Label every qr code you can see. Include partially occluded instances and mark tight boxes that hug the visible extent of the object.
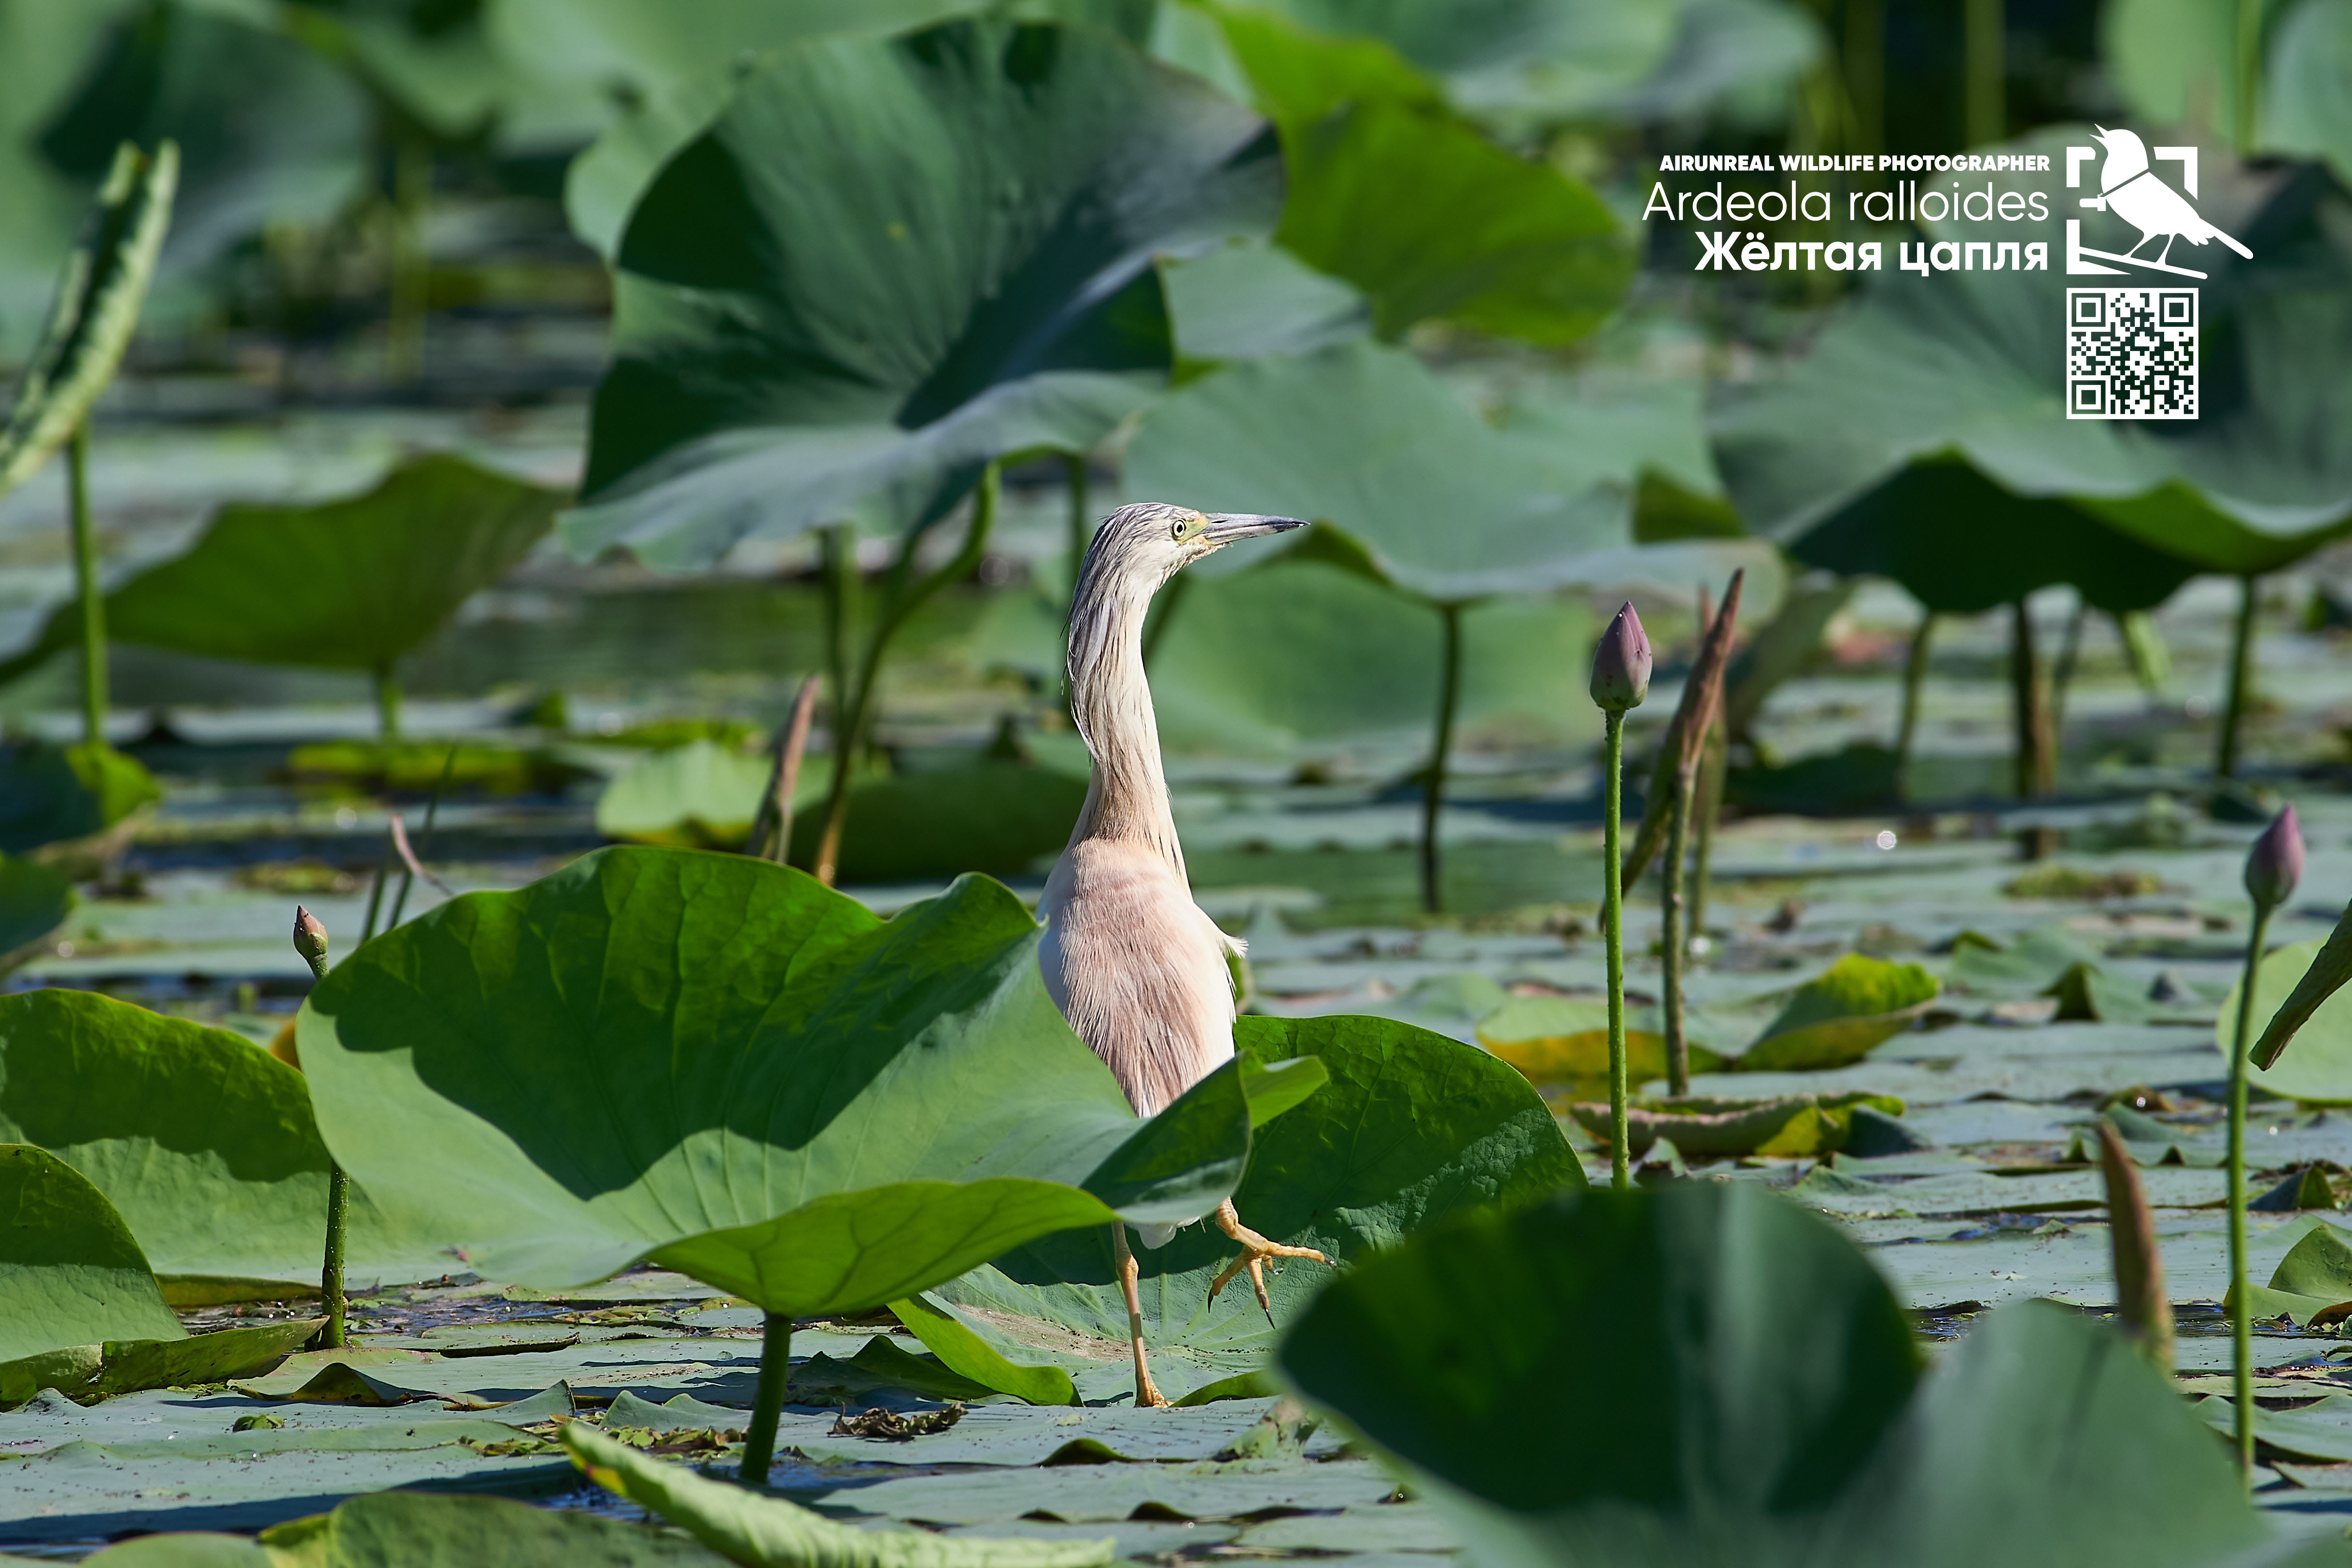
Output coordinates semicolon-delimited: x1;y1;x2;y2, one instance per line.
2066;288;2197;420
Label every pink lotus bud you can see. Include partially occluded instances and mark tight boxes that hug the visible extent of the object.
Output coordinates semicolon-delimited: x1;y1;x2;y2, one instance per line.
293;905;329;966
1589;602;1651;712
2245;805;2304;912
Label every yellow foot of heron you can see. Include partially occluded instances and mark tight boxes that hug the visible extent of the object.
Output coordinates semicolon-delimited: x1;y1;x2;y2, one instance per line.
1208;1199;1330;1320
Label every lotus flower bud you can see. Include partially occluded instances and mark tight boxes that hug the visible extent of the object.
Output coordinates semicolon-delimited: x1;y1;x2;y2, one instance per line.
2245;805;2304;912
293;905;329;968
1589;602;1651;712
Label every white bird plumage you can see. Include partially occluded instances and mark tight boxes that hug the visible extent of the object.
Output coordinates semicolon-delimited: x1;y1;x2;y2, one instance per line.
1040;500;1326;1408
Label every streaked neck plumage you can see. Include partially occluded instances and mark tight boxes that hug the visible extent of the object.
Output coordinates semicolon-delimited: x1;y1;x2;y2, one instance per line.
1064;556;1185;875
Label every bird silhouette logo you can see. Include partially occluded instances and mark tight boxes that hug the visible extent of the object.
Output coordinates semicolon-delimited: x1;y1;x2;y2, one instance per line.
2066;128;2251;278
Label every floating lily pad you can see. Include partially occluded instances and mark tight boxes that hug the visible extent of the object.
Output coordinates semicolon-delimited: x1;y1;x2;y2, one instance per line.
1738;954;1940;1072
84;1489;731;1567
1566;1091;1907;1158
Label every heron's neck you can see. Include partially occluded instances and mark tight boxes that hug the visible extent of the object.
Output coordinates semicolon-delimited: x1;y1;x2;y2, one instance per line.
1068;582;1184;873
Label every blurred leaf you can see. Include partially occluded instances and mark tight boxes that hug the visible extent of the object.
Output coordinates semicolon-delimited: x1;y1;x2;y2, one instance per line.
2100;0;2244;141
0;988;452;1290
0;454;560;684
1722;572;1856;738
2232;932;2352;1090
785;763;1091;882
1565;1091;1904;1157
299;847;1269;1313
1738;953;1940;1072
2265;0;2352;187
0;140;174;506
563;1421;1114;1567
36;0;369;271
0;740;159;855
1159;241;1369;364
595;738;775;848
1218;8;1631;345
1277;1184;2296;1567
0;856;73;970
920;1013;1580;1399
563;19;1278;569
1715;129;2352;605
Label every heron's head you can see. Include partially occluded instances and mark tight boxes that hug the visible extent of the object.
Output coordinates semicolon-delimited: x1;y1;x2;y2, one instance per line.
1079;503;1306;598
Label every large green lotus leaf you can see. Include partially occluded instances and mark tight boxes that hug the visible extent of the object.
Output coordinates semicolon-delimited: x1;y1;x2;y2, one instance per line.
1123;340;1633;604
0;1143;180;1361
2224;937;2352;1103
1158;241;1370;364
0;988;451;1291
0;139;173;506
1735;953;1942;1072
0;856;73;970
919;1013;1581;1397
0;740;159;857
1713;127;2352;596
297;847;1278;1314
85;1489;735;1567
1216;8;1631;345
563;20;1279;570
1277;1184;2317;1567
0;454;559;684
35;1;369;274
2265;0;2352;187
1148;558;1598;756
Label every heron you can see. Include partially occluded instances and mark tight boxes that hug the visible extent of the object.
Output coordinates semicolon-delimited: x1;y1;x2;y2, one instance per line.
1042;500;1325;1408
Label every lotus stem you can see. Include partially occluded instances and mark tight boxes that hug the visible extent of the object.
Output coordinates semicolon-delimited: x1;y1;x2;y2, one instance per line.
741;1312;792;1485
2010;601;2055;860
66;424;108;749
388;134;430;381
2219;574;2259;781
293;908;347;1349
1603;709;1630;1191
373;664;401;743
2235;0;2263;153
2227;900;2272;1490
1894;610;1933;801
1420;605;1463;916
1963;0;2003;147
2051;598;2087;735
814;463;999;885
1661;768;1694;1097
750;675;820;864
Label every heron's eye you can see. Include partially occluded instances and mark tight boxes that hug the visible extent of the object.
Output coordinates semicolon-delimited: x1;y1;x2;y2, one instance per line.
1169;519;1185;540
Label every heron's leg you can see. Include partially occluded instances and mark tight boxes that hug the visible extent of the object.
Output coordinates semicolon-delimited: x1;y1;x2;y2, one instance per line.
1111;1224;1168;1409
1208;1198;1331;1323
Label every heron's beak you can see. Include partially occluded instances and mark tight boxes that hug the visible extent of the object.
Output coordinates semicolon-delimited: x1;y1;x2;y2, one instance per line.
1201;514;1308;546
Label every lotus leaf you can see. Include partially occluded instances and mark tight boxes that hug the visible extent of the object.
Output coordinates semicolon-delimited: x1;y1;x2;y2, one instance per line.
35;1;368;273
1158;241;1370;364
0;140;173;504
1712;127;2352;604
1277;1183;2328;1567
0;988;451;1292
298;847;1309;1314
784;764;1092;882
2223;937;2352;1102
0;855;73;968
85;1489;733;1566
0;454;561;686
593;739;775;848
1215;7;1633;345
2265;0;2352;186
563;1420;1115;1568
0;739;160;858
912;1013;1579;1399
1738;953;1940;1071
563;18;1279;568
1565;1091;1907;1158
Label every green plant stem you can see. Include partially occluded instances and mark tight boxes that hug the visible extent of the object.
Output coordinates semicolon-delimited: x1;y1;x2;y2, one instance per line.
66;424;107;748
2235;0;2263;152
2051;599;2087;735
297;942;347;1348
1420;605;1463;915
2011;600;2055;859
813;464;999;884
1894;609;1934;800
388;134;430;381
1661;768;1693;1097
373;664;401;742
1602;709;1630;1192
2227;902;2273;1492
2219;574;2259;780
386;746;456;930
741;1313;791;1484
1963;0;2004;147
